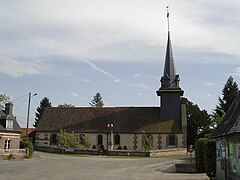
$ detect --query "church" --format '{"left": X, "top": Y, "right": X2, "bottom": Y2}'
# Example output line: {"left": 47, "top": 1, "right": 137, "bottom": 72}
{"left": 35, "top": 13, "right": 187, "bottom": 151}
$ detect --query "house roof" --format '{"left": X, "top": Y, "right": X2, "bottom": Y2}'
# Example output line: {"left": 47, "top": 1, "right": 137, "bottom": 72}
{"left": 36, "top": 107, "right": 182, "bottom": 134}
{"left": 211, "top": 93, "right": 240, "bottom": 138}
{"left": 0, "top": 110, "right": 21, "bottom": 133}
{"left": 21, "top": 128, "right": 36, "bottom": 137}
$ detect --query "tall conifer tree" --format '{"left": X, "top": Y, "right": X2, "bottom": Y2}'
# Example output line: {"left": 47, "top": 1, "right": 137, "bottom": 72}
{"left": 215, "top": 76, "right": 239, "bottom": 117}
{"left": 89, "top": 92, "right": 104, "bottom": 108}
{"left": 34, "top": 97, "right": 52, "bottom": 127}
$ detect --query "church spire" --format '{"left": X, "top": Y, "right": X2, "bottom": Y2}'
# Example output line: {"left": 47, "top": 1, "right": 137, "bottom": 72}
{"left": 160, "top": 7, "right": 179, "bottom": 88}
{"left": 157, "top": 7, "right": 183, "bottom": 96}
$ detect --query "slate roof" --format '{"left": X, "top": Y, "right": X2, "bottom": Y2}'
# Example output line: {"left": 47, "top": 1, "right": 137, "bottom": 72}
{"left": 37, "top": 107, "right": 182, "bottom": 134}
{"left": 0, "top": 110, "right": 21, "bottom": 133}
{"left": 211, "top": 94, "right": 240, "bottom": 138}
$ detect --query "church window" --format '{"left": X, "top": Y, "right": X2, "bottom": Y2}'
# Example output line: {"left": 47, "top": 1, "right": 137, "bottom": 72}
{"left": 167, "top": 135, "right": 177, "bottom": 147}
{"left": 97, "top": 134, "right": 103, "bottom": 145}
{"left": 114, "top": 134, "right": 120, "bottom": 145}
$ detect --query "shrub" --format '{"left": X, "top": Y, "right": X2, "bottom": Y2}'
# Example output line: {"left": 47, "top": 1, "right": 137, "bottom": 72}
{"left": 21, "top": 136, "right": 34, "bottom": 156}
{"left": 8, "top": 154, "right": 15, "bottom": 160}
{"left": 92, "top": 145, "right": 97, "bottom": 149}
{"left": 117, "top": 146, "right": 122, "bottom": 150}
{"left": 99, "top": 144, "right": 105, "bottom": 152}
{"left": 195, "top": 138, "right": 208, "bottom": 172}
{"left": 123, "top": 146, "right": 127, "bottom": 150}
{"left": 142, "top": 133, "right": 153, "bottom": 151}
{"left": 204, "top": 139, "right": 216, "bottom": 179}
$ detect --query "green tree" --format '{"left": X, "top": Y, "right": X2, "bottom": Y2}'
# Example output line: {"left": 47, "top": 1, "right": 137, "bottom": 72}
{"left": 58, "top": 103, "right": 75, "bottom": 108}
{"left": 79, "top": 134, "right": 91, "bottom": 150}
{"left": 142, "top": 132, "right": 153, "bottom": 151}
{"left": 57, "top": 130, "right": 78, "bottom": 149}
{"left": 204, "top": 139, "right": 216, "bottom": 179}
{"left": 0, "top": 94, "right": 10, "bottom": 110}
{"left": 215, "top": 76, "right": 239, "bottom": 117}
{"left": 181, "top": 97, "right": 211, "bottom": 147}
{"left": 34, "top": 97, "right": 52, "bottom": 127}
{"left": 89, "top": 92, "right": 104, "bottom": 108}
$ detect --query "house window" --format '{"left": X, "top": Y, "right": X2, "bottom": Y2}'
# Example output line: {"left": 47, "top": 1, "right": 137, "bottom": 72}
{"left": 114, "top": 134, "right": 120, "bottom": 145}
{"left": 167, "top": 135, "right": 178, "bottom": 147}
{"left": 6, "top": 120, "right": 13, "bottom": 130}
{"left": 4, "top": 140, "right": 11, "bottom": 149}
{"left": 44, "top": 134, "right": 48, "bottom": 140}
{"left": 97, "top": 135, "right": 103, "bottom": 145}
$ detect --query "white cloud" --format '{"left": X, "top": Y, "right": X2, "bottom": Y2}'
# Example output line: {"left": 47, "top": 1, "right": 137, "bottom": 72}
{"left": 232, "top": 67, "right": 240, "bottom": 77}
{"left": 207, "top": 94, "right": 213, "bottom": 98}
{"left": 0, "top": 56, "right": 49, "bottom": 77}
{"left": 131, "top": 83, "right": 150, "bottom": 90}
{"left": 76, "top": 57, "right": 126, "bottom": 84}
{"left": 204, "top": 82, "right": 214, "bottom": 86}
{"left": 70, "top": 92, "right": 84, "bottom": 100}
{"left": 1, "top": 0, "right": 240, "bottom": 64}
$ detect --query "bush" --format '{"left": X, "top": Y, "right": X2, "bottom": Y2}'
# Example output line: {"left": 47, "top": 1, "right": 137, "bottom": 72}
{"left": 117, "top": 146, "right": 122, "bottom": 150}
{"left": 92, "top": 145, "right": 97, "bottom": 149}
{"left": 204, "top": 139, "right": 216, "bottom": 179}
{"left": 98, "top": 144, "right": 105, "bottom": 152}
{"left": 21, "top": 136, "right": 34, "bottom": 156}
{"left": 8, "top": 154, "right": 15, "bottom": 160}
{"left": 195, "top": 138, "right": 208, "bottom": 172}
{"left": 123, "top": 146, "right": 127, "bottom": 150}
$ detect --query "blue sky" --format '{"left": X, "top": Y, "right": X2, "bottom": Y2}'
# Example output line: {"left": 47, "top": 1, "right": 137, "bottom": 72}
{"left": 1, "top": 0, "right": 240, "bottom": 127}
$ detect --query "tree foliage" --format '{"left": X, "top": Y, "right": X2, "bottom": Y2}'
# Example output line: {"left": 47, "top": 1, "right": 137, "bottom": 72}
{"left": 0, "top": 94, "right": 10, "bottom": 110}
{"left": 195, "top": 138, "right": 208, "bottom": 173}
{"left": 215, "top": 76, "right": 239, "bottom": 117}
{"left": 79, "top": 134, "right": 91, "bottom": 150}
{"left": 34, "top": 97, "right": 52, "bottom": 127}
{"left": 89, "top": 92, "right": 104, "bottom": 108}
{"left": 58, "top": 103, "right": 75, "bottom": 108}
{"left": 142, "top": 132, "right": 153, "bottom": 151}
{"left": 204, "top": 139, "right": 216, "bottom": 179}
{"left": 181, "top": 97, "right": 211, "bottom": 147}
{"left": 57, "top": 130, "right": 78, "bottom": 149}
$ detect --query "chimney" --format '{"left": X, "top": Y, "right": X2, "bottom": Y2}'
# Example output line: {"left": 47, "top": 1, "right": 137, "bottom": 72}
{"left": 5, "top": 102, "right": 13, "bottom": 115}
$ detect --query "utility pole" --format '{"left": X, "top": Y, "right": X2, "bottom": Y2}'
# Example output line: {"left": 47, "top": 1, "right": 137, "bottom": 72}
{"left": 26, "top": 92, "right": 37, "bottom": 137}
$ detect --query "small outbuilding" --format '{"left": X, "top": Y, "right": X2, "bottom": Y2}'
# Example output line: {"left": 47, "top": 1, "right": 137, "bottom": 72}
{"left": 211, "top": 94, "right": 240, "bottom": 180}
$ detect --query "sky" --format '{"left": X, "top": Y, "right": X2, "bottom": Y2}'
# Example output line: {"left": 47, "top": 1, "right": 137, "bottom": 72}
{"left": 0, "top": 0, "right": 240, "bottom": 128}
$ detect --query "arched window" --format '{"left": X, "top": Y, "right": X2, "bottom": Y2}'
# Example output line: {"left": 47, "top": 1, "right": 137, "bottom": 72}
{"left": 114, "top": 134, "right": 120, "bottom": 145}
{"left": 97, "top": 134, "right": 103, "bottom": 145}
{"left": 167, "top": 135, "right": 177, "bottom": 148}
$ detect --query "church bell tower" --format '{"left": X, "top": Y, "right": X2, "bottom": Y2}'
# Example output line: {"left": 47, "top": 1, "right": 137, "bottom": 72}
{"left": 156, "top": 8, "right": 184, "bottom": 126}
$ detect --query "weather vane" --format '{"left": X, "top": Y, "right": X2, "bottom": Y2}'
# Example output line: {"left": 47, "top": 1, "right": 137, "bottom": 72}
{"left": 166, "top": 6, "right": 170, "bottom": 32}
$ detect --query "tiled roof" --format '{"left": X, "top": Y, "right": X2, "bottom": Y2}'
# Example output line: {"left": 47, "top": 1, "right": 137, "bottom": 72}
{"left": 211, "top": 94, "right": 240, "bottom": 138}
{"left": 37, "top": 107, "right": 182, "bottom": 134}
{"left": 0, "top": 110, "right": 21, "bottom": 133}
{"left": 21, "top": 128, "right": 36, "bottom": 137}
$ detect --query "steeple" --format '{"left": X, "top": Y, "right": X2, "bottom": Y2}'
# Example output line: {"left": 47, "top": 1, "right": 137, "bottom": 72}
{"left": 157, "top": 7, "right": 183, "bottom": 95}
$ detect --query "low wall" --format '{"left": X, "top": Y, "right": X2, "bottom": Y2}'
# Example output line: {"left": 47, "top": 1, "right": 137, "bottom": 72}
{"left": 0, "top": 149, "right": 27, "bottom": 160}
{"left": 35, "top": 146, "right": 187, "bottom": 157}
{"left": 0, "top": 149, "right": 27, "bottom": 156}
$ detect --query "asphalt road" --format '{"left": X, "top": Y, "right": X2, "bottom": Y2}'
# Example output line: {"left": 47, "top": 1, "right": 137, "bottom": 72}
{"left": 0, "top": 152, "right": 209, "bottom": 180}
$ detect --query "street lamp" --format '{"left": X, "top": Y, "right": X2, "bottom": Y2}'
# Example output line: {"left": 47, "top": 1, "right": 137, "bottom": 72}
{"left": 107, "top": 123, "right": 114, "bottom": 150}
{"left": 26, "top": 92, "right": 37, "bottom": 137}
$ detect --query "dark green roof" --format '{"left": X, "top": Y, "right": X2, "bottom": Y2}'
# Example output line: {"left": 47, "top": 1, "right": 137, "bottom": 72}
{"left": 211, "top": 93, "right": 240, "bottom": 138}
{"left": 37, "top": 107, "right": 182, "bottom": 134}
